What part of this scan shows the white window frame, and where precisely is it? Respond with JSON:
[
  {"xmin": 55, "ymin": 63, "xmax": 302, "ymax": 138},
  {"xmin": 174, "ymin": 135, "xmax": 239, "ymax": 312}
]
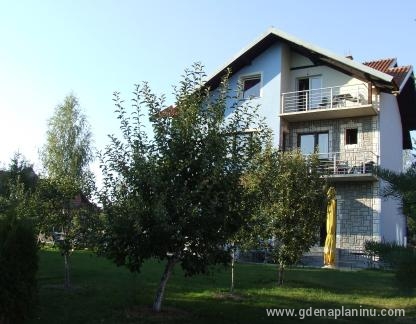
[
  {"xmin": 298, "ymin": 131, "xmax": 330, "ymax": 159},
  {"xmin": 239, "ymin": 72, "xmax": 263, "ymax": 100}
]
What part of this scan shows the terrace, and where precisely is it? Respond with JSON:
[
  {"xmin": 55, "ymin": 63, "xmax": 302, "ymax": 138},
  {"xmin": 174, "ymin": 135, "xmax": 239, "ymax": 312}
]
[
  {"xmin": 281, "ymin": 83, "xmax": 377, "ymax": 122},
  {"xmin": 317, "ymin": 150, "xmax": 379, "ymax": 182}
]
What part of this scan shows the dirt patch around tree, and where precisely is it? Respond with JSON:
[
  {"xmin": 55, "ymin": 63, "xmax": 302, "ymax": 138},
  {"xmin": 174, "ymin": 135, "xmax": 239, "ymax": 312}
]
[{"xmin": 125, "ymin": 305, "xmax": 191, "ymax": 320}]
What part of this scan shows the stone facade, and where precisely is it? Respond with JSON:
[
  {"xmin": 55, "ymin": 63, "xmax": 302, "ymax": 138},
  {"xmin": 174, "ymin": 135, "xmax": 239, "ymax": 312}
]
[
  {"xmin": 285, "ymin": 116, "xmax": 381, "ymax": 253},
  {"xmin": 334, "ymin": 181, "xmax": 380, "ymax": 251},
  {"xmin": 285, "ymin": 116, "xmax": 378, "ymax": 154}
]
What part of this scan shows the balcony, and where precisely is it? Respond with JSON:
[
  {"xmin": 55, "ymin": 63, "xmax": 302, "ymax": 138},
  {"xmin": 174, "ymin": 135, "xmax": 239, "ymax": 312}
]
[
  {"xmin": 318, "ymin": 150, "xmax": 379, "ymax": 182},
  {"xmin": 281, "ymin": 84, "xmax": 376, "ymax": 122}
]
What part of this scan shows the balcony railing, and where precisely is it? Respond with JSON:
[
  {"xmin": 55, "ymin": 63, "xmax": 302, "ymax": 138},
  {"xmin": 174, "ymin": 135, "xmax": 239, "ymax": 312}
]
[
  {"xmin": 316, "ymin": 150, "xmax": 379, "ymax": 179},
  {"xmin": 281, "ymin": 83, "xmax": 370, "ymax": 114}
]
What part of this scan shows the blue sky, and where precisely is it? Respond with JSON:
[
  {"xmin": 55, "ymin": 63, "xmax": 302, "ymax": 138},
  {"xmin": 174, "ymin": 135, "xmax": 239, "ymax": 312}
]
[{"xmin": 1, "ymin": 0, "xmax": 415, "ymax": 175}]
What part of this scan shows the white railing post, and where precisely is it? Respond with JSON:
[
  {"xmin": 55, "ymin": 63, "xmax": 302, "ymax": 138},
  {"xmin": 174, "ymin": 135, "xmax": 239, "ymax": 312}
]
[
  {"xmin": 305, "ymin": 91, "xmax": 309, "ymax": 111},
  {"xmin": 281, "ymin": 83, "xmax": 369, "ymax": 114},
  {"xmin": 333, "ymin": 153, "xmax": 336, "ymax": 174},
  {"xmin": 330, "ymin": 87, "xmax": 333, "ymax": 109}
]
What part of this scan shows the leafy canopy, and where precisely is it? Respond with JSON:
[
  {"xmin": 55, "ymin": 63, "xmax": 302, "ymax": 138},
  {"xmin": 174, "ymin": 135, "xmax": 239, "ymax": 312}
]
[
  {"xmin": 244, "ymin": 148, "xmax": 326, "ymax": 269},
  {"xmin": 40, "ymin": 94, "xmax": 94, "ymax": 196},
  {"xmin": 99, "ymin": 63, "xmax": 270, "ymax": 275}
]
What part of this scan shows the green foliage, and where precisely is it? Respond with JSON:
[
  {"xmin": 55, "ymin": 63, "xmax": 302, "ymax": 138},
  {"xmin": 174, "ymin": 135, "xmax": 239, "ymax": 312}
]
[
  {"xmin": 0, "ymin": 207, "xmax": 38, "ymax": 324},
  {"xmin": 40, "ymin": 93, "xmax": 95, "ymax": 196},
  {"xmin": 35, "ymin": 178, "xmax": 99, "ymax": 251},
  {"xmin": 0, "ymin": 155, "xmax": 39, "ymax": 322},
  {"xmin": 39, "ymin": 94, "xmax": 97, "ymax": 288},
  {"xmin": 0, "ymin": 153, "xmax": 38, "ymax": 198},
  {"xmin": 99, "ymin": 63, "xmax": 269, "ymax": 310},
  {"xmin": 364, "ymin": 240, "xmax": 416, "ymax": 289},
  {"xmin": 243, "ymin": 148, "xmax": 326, "ymax": 282}
]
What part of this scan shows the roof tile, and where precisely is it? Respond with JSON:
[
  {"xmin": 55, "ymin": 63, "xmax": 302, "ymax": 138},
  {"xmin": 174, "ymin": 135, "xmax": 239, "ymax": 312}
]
[
  {"xmin": 363, "ymin": 58, "xmax": 397, "ymax": 72},
  {"xmin": 363, "ymin": 58, "xmax": 412, "ymax": 89}
]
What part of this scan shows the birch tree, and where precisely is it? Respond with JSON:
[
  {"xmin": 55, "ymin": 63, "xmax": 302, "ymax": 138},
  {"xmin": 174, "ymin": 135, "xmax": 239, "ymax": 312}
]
[{"xmin": 39, "ymin": 94, "xmax": 95, "ymax": 289}]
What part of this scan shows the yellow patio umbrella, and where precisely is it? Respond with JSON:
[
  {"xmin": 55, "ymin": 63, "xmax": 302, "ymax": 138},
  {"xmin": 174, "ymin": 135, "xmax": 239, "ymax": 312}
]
[{"xmin": 323, "ymin": 187, "xmax": 337, "ymax": 268}]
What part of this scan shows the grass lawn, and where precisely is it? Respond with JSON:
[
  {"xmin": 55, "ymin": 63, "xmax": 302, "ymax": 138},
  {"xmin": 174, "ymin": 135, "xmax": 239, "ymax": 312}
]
[{"xmin": 29, "ymin": 249, "xmax": 416, "ymax": 324}]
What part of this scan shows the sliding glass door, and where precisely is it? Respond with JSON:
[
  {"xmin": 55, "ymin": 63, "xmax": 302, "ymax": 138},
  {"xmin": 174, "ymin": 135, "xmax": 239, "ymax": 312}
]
[{"xmin": 298, "ymin": 132, "xmax": 329, "ymax": 159}]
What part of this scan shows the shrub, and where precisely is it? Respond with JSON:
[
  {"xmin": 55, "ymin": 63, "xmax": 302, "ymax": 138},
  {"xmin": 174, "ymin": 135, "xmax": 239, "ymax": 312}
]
[
  {"xmin": 0, "ymin": 213, "xmax": 38, "ymax": 324},
  {"xmin": 364, "ymin": 240, "xmax": 416, "ymax": 289}
]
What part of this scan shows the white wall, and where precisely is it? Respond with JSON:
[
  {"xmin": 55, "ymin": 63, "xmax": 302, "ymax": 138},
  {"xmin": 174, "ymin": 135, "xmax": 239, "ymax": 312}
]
[
  {"xmin": 379, "ymin": 92, "xmax": 407, "ymax": 245},
  {"xmin": 224, "ymin": 43, "xmax": 282, "ymax": 147},
  {"xmin": 379, "ymin": 93, "xmax": 403, "ymax": 172},
  {"xmin": 290, "ymin": 65, "xmax": 363, "ymax": 90}
]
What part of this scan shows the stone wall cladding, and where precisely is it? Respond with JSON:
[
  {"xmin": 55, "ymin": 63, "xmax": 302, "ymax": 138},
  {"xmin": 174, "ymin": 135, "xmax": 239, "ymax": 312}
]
[
  {"xmin": 285, "ymin": 116, "xmax": 381, "ymax": 253},
  {"xmin": 286, "ymin": 116, "xmax": 378, "ymax": 154},
  {"xmin": 335, "ymin": 182, "xmax": 379, "ymax": 251}
]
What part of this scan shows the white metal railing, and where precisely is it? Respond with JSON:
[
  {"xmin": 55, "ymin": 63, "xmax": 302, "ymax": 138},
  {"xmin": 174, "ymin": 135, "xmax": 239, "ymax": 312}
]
[
  {"xmin": 281, "ymin": 83, "xmax": 370, "ymax": 114},
  {"xmin": 316, "ymin": 150, "xmax": 379, "ymax": 176}
]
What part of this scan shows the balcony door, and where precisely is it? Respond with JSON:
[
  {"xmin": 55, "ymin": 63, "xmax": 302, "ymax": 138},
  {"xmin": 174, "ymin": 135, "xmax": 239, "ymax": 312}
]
[
  {"xmin": 298, "ymin": 132, "xmax": 329, "ymax": 159},
  {"xmin": 297, "ymin": 76, "xmax": 322, "ymax": 110}
]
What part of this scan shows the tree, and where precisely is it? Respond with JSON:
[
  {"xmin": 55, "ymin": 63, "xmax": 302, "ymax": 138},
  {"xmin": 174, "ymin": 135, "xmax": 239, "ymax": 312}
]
[
  {"xmin": 99, "ymin": 63, "xmax": 269, "ymax": 312},
  {"xmin": 244, "ymin": 148, "xmax": 325, "ymax": 285},
  {"xmin": 39, "ymin": 94, "xmax": 95, "ymax": 289},
  {"xmin": 40, "ymin": 94, "xmax": 94, "ymax": 195},
  {"xmin": 0, "ymin": 153, "xmax": 38, "ymax": 200},
  {"xmin": 0, "ymin": 154, "xmax": 39, "ymax": 222},
  {"xmin": 0, "ymin": 155, "xmax": 39, "ymax": 324}
]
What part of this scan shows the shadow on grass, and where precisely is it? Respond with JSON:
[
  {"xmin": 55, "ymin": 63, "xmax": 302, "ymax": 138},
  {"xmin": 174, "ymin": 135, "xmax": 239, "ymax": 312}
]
[{"xmin": 29, "ymin": 250, "xmax": 416, "ymax": 324}]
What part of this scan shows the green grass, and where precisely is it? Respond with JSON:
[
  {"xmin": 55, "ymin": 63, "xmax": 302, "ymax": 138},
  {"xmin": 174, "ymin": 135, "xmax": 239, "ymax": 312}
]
[{"xmin": 29, "ymin": 249, "xmax": 416, "ymax": 324}]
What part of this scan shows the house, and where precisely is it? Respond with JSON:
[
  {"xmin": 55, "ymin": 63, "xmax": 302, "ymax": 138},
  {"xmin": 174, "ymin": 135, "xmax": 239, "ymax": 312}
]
[{"xmin": 202, "ymin": 28, "xmax": 416, "ymax": 264}]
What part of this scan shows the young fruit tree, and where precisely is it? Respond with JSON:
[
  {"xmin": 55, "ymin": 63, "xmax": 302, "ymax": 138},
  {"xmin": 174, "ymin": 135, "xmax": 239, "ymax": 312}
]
[
  {"xmin": 99, "ymin": 63, "xmax": 269, "ymax": 312},
  {"xmin": 244, "ymin": 148, "xmax": 326, "ymax": 285},
  {"xmin": 39, "ymin": 94, "xmax": 96, "ymax": 289}
]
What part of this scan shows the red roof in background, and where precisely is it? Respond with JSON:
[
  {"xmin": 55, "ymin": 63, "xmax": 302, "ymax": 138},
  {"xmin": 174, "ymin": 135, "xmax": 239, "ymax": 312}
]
[
  {"xmin": 363, "ymin": 58, "xmax": 397, "ymax": 72},
  {"xmin": 158, "ymin": 105, "xmax": 178, "ymax": 117},
  {"xmin": 386, "ymin": 66, "xmax": 412, "ymax": 89},
  {"xmin": 363, "ymin": 58, "xmax": 412, "ymax": 89}
]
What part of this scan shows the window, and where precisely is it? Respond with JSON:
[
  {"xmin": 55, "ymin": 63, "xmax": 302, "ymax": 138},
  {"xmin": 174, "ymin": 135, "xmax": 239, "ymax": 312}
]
[
  {"xmin": 345, "ymin": 128, "xmax": 358, "ymax": 145},
  {"xmin": 341, "ymin": 123, "xmax": 361, "ymax": 149},
  {"xmin": 298, "ymin": 132, "xmax": 329, "ymax": 158},
  {"xmin": 297, "ymin": 76, "xmax": 322, "ymax": 110},
  {"xmin": 241, "ymin": 75, "xmax": 261, "ymax": 99}
]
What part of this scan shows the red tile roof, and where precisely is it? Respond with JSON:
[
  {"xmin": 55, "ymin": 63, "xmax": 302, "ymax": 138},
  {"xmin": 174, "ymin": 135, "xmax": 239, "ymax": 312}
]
[
  {"xmin": 386, "ymin": 66, "xmax": 412, "ymax": 89},
  {"xmin": 363, "ymin": 58, "xmax": 412, "ymax": 90},
  {"xmin": 158, "ymin": 105, "xmax": 178, "ymax": 117},
  {"xmin": 363, "ymin": 58, "xmax": 397, "ymax": 72}
]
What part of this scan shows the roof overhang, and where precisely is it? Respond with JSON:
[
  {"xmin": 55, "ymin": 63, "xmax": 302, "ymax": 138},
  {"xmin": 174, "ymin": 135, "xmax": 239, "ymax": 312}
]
[
  {"xmin": 396, "ymin": 74, "xmax": 416, "ymax": 149},
  {"xmin": 205, "ymin": 28, "xmax": 396, "ymax": 92}
]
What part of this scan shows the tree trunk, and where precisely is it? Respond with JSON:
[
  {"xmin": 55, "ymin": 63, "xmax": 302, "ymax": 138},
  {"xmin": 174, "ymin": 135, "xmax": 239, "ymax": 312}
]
[
  {"xmin": 278, "ymin": 262, "xmax": 284, "ymax": 286},
  {"xmin": 63, "ymin": 251, "xmax": 71, "ymax": 290},
  {"xmin": 230, "ymin": 248, "xmax": 235, "ymax": 293},
  {"xmin": 152, "ymin": 257, "xmax": 177, "ymax": 312}
]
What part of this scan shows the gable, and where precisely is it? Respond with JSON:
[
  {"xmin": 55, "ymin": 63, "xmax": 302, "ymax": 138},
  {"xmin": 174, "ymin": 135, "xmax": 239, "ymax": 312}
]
[{"xmin": 205, "ymin": 28, "xmax": 395, "ymax": 92}]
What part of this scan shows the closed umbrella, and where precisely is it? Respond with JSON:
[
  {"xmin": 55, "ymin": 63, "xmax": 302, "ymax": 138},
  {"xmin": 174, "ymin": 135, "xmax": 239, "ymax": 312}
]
[{"xmin": 323, "ymin": 187, "xmax": 336, "ymax": 268}]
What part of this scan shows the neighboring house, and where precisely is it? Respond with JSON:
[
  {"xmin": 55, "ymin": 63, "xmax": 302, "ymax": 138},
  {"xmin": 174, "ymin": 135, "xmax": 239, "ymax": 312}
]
[{"xmin": 201, "ymin": 28, "xmax": 416, "ymax": 262}]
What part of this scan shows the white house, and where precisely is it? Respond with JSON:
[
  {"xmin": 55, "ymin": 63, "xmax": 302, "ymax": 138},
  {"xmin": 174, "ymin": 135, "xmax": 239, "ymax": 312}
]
[{"xmin": 203, "ymin": 28, "xmax": 416, "ymax": 262}]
